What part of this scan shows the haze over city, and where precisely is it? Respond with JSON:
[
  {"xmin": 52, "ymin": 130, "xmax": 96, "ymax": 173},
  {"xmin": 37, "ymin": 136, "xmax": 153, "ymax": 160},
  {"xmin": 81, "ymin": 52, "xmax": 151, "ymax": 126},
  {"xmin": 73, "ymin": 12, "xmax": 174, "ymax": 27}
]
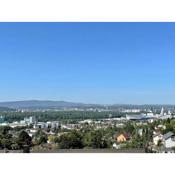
[{"xmin": 1, "ymin": 23, "xmax": 175, "ymax": 104}]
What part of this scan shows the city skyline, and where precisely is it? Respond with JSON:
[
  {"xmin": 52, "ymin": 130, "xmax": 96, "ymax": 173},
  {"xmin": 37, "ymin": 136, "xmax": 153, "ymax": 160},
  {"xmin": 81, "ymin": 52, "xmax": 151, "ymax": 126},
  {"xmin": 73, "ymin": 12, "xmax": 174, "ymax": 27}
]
[{"xmin": 1, "ymin": 23, "xmax": 175, "ymax": 104}]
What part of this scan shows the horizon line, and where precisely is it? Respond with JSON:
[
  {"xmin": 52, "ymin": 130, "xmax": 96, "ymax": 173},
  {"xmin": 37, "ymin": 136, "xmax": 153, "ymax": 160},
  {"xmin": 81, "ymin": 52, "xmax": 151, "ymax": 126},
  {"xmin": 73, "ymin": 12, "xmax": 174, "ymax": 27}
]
[{"xmin": 0, "ymin": 99, "xmax": 175, "ymax": 106}]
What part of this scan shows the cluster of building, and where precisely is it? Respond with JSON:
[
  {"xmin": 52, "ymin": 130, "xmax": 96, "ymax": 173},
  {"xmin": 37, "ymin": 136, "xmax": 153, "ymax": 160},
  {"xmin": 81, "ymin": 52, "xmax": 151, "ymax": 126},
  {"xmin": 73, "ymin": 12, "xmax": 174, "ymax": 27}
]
[
  {"xmin": 126, "ymin": 107, "xmax": 173, "ymax": 121},
  {"xmin": 0, "ymin": 116, "xmax": 61, "ymax": 130},
  {"xmin": 152, "ymin": 132, "xmax": 175, "ymax": 153},
  {"xmin": 112, "ymin": 130, "xmax": 175, "ymax": 153},
  {"xmin": 20, "ymin": 116, "xmax": 37, "ymax": 124},
  {"xmin": 1, "ymin": 106, "xmax": 175, "ymax": 153},
  {"xmin": 121, "ymin": 109, "xmax": 141, "ymax": 113},
  {"xmin": 33, "ymin": 121, "xmax": 60, "ymax": 130}
]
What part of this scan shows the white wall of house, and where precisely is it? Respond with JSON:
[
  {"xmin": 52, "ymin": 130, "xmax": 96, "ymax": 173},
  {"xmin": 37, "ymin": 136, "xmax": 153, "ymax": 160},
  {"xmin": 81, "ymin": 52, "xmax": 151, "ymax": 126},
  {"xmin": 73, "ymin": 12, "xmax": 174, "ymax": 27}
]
[
  {"xmin": 153, "ymin": 135, "xmax": 163, "ymax": 145},
  {"xmin": 112, "ymin": 143, "xmax": 120, "ymax": 149},
  {"xmin": 164, "ymin": 138, "xmax": 175, "ymax": 148}
]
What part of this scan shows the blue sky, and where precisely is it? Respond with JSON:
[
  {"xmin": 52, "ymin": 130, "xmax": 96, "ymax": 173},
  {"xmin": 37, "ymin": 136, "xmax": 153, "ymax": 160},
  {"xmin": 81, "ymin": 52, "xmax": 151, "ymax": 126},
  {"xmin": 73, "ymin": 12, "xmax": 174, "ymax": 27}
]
[{"xmin": 0, "ymin": 22, "xmax": 175, "ymax": 104}]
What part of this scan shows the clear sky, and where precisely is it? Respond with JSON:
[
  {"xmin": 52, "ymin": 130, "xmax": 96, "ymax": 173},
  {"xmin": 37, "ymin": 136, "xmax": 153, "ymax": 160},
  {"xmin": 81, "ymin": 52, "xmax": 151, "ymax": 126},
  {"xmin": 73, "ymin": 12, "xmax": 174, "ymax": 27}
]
[{"xmin": 0, "ymin": 22, "xmax": 175, "ymax": 104}]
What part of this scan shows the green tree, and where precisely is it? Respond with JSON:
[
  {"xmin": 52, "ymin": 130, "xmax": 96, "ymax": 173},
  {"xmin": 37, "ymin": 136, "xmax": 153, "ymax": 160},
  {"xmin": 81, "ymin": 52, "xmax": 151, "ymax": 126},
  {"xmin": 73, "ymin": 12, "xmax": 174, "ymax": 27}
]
[
  {"xmin": 83, "ymin": 130, "xmax": 109, "ymax": 149},
  {"xmin": 0, "ymin": 126, "xmax": 11, "ymax": 135},
  {"xmin": 1, "ymin": 137, "xmax": 13, "ymax": 149},
  {"xmin": 16, "ymin": 130, "xmax": 32, "ymax": 149},
  {"xmin": 57, "ymin": 130, "xmax": 83, "ymax": 149},
  {"xmin": 157, "ymin": 140, "xmax": 163, "ymax": 147},
  {"xmin": 34, "ymin": 130, "xmax": 48, "ymax": 145}
]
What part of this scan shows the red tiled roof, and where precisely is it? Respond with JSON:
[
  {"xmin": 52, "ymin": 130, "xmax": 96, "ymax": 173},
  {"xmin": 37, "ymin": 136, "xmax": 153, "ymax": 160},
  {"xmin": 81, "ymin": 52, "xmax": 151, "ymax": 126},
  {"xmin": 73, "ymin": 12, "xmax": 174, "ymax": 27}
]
[{"xmin": 123, "ymin": 133, "xmax": 130, "ymax": 139}]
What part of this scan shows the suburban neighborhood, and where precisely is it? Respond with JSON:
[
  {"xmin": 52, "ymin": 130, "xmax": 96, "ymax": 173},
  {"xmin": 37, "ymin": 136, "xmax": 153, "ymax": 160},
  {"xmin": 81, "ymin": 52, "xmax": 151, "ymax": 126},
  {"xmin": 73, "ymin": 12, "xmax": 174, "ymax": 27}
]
[{"xmin": 0, "ymin": 104, "xmax": 175, "ymax": 153}]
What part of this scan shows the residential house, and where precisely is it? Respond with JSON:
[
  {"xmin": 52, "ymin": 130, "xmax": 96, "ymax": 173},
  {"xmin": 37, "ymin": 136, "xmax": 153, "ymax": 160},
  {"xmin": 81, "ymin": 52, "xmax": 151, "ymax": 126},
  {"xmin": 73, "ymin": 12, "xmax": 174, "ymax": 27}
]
[
  {"xmin": 116, "ymin": 133, "xmax": 130, "ymax": 143},
  {"xmin": 34, "ymin": 122, "xmax": 47, "ymax": 129},
  {"xmin": 153, "ymin": 133, "xmax": 163, "ymax": 146},
  {"xmin": 112, "ymin": 143, "xmax": 121, "ymax": 149},
  {"xmin": 157, "ymin": 125, "xmax": 166, "ymax": 130},
  {"xmin": 163, "ymin": 132, "xmax": 175, "ymax": 148},
  {"xmin": 138, "ymin": 128, "xmax": 143, "ymax": 137},
  {"xmin": 26, "ymin": 129, "xmax": 37, "ymax": 138}
]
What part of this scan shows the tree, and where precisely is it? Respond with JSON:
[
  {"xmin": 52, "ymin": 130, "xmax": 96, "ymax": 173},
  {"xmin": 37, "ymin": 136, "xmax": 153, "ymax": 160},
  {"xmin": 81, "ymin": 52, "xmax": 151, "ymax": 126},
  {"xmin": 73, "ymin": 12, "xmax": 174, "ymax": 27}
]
[
  {"xmin": 16, "ymin": 131, "xmax": 32, "ymax": 149},
  {"xmin": 57, "ymin": 134, "xmax": 71, "ymax": 149},
  {"xmin": 157, "ymin": 140, "xmax": 163, "ymax": 147},
  {"xmin": 83, "ymin": 130, "xmax": 109, "ymax": 149},
  {"xmin": 11, "ymin": 143, "xmax": 20, "ymax": 150},
  {"xmin": 0, "ymin": 126, "xmax": 11, "ymax": 135},
  {"xmin": 1, "ymin": 137, "xmax": 13, "ymax": 149},
  {"xmin": 23, "ymin": 145, "xmax": 30, "ymax": 153},
  {"xmin": 124, "ymin": 122, "xmax": 135, "ymax": 134},
  {"xmin": 0, "ymin": 126, "xmax": 13, "ymax": 150},
  {"xmin": 48, "ymin": 135, "xmax": 57, "ymax": 144},
  {"xmin": 172, "ymin": 146, "xmax": 175, "ymax": 153},
  {"xmin": 57, "ymin": 130, "xmax": 83, "ymax": 149},
  {"xmin": 34, "ymin": 130, "xmax": 48, "ymax": 145},
  {"xmin": 90, "ymin": 130, "xmax": 103, "ymax": 148}
]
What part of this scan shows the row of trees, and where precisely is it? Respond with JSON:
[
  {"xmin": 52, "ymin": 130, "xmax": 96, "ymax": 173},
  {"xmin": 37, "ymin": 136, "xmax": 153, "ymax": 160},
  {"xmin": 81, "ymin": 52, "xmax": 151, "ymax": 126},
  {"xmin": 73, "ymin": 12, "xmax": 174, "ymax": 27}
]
[
  {"xmin": 47, "ymin": 129, "xmax": 112, "ymax": 149},
  {"xmin": 0, "ymin": 126, "xmax": 114, "ymax": 151},
  {"xmin": 0, "ymin": 126, "xmax": 32, "ymax": 152},
  {"xmin": 0, "ymin": 111, "xmax": 123, "ymax": 123}
]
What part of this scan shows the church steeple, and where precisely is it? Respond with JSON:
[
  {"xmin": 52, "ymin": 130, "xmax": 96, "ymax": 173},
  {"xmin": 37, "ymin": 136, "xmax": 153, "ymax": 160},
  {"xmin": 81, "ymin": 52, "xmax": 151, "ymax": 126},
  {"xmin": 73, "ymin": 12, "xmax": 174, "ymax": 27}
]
[{"xmin": 160, "ymin": 107, "xmax": 164, "ymax": 116}]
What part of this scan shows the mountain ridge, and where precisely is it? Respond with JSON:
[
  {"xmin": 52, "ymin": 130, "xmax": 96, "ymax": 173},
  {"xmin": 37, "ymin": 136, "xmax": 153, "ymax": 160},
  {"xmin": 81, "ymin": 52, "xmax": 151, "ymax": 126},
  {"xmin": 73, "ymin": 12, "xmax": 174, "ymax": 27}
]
[{"xmin": 0, "ymin": 100, "xmax": 101, "ymax": 109}]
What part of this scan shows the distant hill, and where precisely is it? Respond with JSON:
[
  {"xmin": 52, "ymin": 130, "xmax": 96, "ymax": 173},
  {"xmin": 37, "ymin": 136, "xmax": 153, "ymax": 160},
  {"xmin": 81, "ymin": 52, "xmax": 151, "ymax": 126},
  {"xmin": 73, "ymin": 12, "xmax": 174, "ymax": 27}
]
[{"xmin": 0, "ymin": 100, "xmax": 101, "ymax": 109}]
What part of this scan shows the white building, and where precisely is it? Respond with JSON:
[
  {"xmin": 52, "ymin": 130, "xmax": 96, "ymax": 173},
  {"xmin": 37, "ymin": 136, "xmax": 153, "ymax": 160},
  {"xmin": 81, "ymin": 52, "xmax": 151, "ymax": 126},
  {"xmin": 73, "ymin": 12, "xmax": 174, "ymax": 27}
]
[
  {"xmin": 29, "ymin": 116, "xmax": 37, "ymax": 124},
  {"xmin": 168, "ymin": 110, "xmax": 171, "ymax": 115},
  {"xmin": 157, "ymin": 125, "xmax": 166, "ymax": 130},
  {"xmin": 160, "ymin": 115, "xmax": 172, "ymax": 120},
  {"xmin": 146, "ymin": 112, "xmax": 154, "ymax": 116},
  {"xmin": 34, "ymin": 122, "xmax": 47, "ymax": 129},
  {"xmin": 9, "ymin": 122, "xmax": 27, "ymax": 128},
  {"xmin": 163, "ymin": 132, "xmax": 175, "ymax": 148},
  {"xmin": 153, "ymin": 133, "xmax": 163, "ymax": 146},
  {"xmin": 24, "ymin": 116, "xmax": 37, "ymax": 124},
  {"xmin": 79, "ymin": 119, "xmax": 93, "ymax": 124},
  {"xmin": 138, "ymin": 129, "xmax": 143, "ymax": 137},
  {"xmin": 122, "ymin": 109, "xmax": 141, "ymax": 113},
  {"xmin": 26, "ymin": 129, "xmax": 37, "ymax": 137},
  {"xmin": 160, "ymin": 107, "xmax": 164, "ymax": 116},
  {"xmin": 112, "ymin": 143, "xmax": 120, "ymax": 149},
  {"xmin": 51, "ymin": 121, "xmax": 60, "ymax": 129}
]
